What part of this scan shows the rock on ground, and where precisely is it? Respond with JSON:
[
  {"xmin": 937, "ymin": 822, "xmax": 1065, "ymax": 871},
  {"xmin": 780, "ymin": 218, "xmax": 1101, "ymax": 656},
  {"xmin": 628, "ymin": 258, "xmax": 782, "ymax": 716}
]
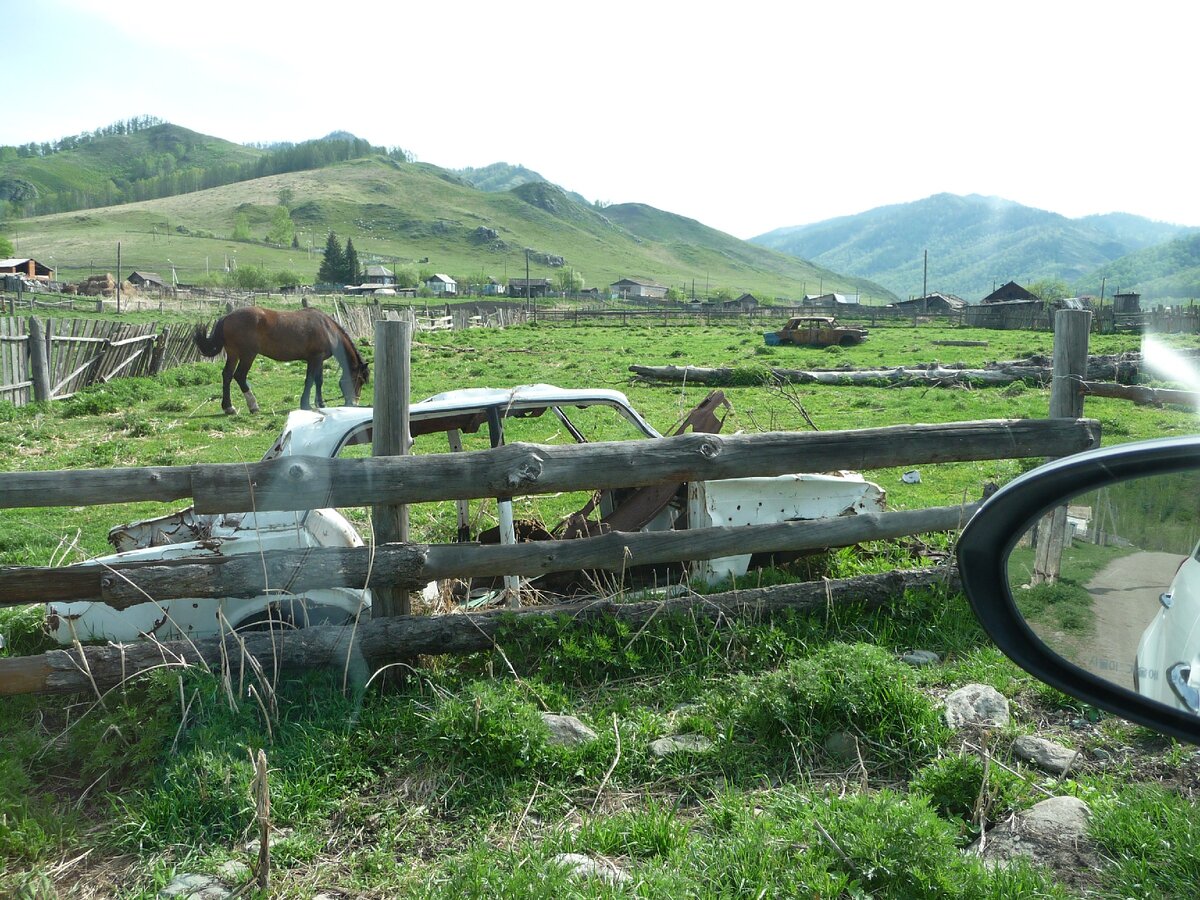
[
  {"xmin": 552, "ymin": 853, "xmax": 630, "ymax": 884},
  {"xmin": 1013, "ymin": 734, "xmax": 1080, "ymax": 775},
  {"xmin": 158, "ymin": 874, "xmax": 232, "ymax": 900},
  {"xmin": 902, "ymin": 650, "xmax": 941, "ymax": 667},
  {"xmin": 650, "ymin": 734, "xmax": 713, "ymax": 756},
  {"xmin": 944, "ymin": 684, "xmax": 1010, "ymax": 729},
  {"xmin": 969, "ymin": 796, "xmax": 1102, "ymax": 884},
  {"xmin": 541, "ymin": 713, "xmax": 598, "ymax": 747}
]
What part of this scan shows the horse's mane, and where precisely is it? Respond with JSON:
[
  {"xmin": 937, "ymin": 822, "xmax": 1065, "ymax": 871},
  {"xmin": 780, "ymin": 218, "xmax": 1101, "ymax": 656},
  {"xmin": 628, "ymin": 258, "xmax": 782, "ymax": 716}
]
[{"xmin": 327, "ymin": 313, "xmax": 364, "ymax": 368}]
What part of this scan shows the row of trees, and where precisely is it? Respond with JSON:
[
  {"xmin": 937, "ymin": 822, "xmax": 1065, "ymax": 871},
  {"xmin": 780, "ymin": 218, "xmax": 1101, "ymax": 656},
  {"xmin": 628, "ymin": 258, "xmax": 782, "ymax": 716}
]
[
  {"xmin": 0, "ymin": 116, "xmax": 165, "ymax": 160},
  {"xmin": 317, "ymin": 233, "xmax": 362, "ymax": 286}
]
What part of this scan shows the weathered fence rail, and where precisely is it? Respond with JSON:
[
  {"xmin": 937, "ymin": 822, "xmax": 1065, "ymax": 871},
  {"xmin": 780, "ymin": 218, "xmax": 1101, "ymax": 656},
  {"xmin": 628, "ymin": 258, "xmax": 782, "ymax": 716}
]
[
  {"xmin": 0, "ymin": 503, "xmax": 982, "ymax": 611},
  {"xmin": 0, "ymin": 568, "xmax": 957, "ymax": 697},
  {"xmin": 0, "ymin": 418, "xmax": 1100, "ymax": 513}
]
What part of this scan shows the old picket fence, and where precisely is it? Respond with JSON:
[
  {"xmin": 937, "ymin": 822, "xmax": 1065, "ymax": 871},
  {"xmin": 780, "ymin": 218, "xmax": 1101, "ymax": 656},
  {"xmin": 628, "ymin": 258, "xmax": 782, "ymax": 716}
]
[{"xmin": 0, "ymin": 316, "xmax": 203, "ymax": 407}]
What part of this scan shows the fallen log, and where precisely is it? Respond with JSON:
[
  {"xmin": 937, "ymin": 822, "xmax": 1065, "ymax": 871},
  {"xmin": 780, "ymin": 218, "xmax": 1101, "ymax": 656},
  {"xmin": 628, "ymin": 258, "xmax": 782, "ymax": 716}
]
[
  {"xmin": 630, "ymin": 363, "xmax": 1050, "ymax": 387},
  {"xmin": 932, "ymin": 340, "xmax": 989, "ymax": 347},
  {"xmin": 2, "ymin": 502, "xmax": 980, "ymax": 609},
  {"xmin": 0, "ymin": 567, "xmax": 960, "ymax": 696},
  {"xmin": 630, "ymin": 351, "xmax": 1153, "ymax": 387},
  {"xmin": 1079, "ymin": 381, "xmax": 1200, "ymax": 408}
]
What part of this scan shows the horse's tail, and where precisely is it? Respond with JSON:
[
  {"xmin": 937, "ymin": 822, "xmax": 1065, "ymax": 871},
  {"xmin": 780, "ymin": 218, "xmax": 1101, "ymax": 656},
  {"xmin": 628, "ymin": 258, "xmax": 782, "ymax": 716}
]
[{"xmin": 193, "ymin": 318, "xmax": 225, "ymax": 357}]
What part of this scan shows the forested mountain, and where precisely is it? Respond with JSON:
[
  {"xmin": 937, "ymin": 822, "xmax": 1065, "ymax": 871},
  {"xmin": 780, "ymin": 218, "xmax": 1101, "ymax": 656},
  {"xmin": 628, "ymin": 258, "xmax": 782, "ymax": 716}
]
[
  {"xmin": 0, "ymin": 122, "xmax": 406, "ymax": 218},
  {"xmin": 6, "ymin": 148, "xmax": 890, "ymax": 303},
  {"xmin": 752, "ymin": 194, "xmax": 1194, "ymax": 302},
  {"xmin": 1076, "ymin": 231, "xmax": 1200, "ymax": 302}
]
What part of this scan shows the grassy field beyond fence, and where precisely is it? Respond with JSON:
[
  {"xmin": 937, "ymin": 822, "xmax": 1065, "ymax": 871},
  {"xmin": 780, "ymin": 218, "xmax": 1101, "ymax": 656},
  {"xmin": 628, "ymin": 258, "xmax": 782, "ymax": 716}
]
[{"xmin": 1, "ymin": 318, "xmax": 1199, "ymax": 897}]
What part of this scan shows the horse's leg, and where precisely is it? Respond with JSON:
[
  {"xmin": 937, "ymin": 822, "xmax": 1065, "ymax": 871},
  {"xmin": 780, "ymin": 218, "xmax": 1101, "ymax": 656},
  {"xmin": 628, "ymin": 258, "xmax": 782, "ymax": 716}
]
[
  {"xmin": 221, "ymin": 357, "xmax": 238, "ymax": 415},
  {"xmin": 233, "ymin": 356, "xmax": 260, "ymax": 414},
  {"xmin": 301, "ymin": 359, "xmax": 319, "ymax": 410},
  {"xmin": 337, "ymin": 354, "xmax": 356, "ymax": 406},
  {"xmin": 314, "ymin": 359, "xmax": 327, "ymax": 408}
]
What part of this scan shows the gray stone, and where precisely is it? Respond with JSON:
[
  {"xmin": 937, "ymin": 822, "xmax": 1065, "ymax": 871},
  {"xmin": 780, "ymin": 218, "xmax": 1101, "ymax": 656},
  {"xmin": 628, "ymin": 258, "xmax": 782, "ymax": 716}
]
[
  {"xmin": 944, "ymin": 684, "xmax": 1010, "ymax": 729},
  {"xmin": 650, "ymin": 733, "xmax": 713, "ymax": 757},
  {"xmin": 214, "ymin": 860, "xmax": 249, "ymax": 883},
  {"xmin": 1091, "ymin": 748, "xmax": 1111, "ymax": 761},
  {"xmin": 158, "ymin": 874, "xmax": 232, "ymax": 900},
  {"xmin": 901, "ymin": 650, "xmax": 941, "ymax": 667},
  {"xmin": 541, "ymin": 713, "xmax": 598, "ymax": 747},
  {"xmin": 968, "ymin": 796, "xmax": 1100, "ymax": 877},
  {"xmin": 552, "ymin": 853, "xmax": 630, "ymax": 884},
  {"xmin": 1013, "ymin": 735, "xmax": 1080, "ymax": 775}
]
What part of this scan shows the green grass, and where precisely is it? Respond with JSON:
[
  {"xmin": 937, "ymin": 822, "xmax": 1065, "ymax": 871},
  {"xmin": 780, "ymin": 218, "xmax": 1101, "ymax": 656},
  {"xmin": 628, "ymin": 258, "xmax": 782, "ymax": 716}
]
[{"xmin": 2, "ymin": 317, "xmax": 1199, "ymax": 896}]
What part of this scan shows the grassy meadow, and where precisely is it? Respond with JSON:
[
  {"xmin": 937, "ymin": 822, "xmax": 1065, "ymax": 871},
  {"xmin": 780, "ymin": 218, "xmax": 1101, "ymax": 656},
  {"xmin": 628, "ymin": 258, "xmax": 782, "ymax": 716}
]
[{"xmin": 2, "ymin": 310, "xmax": 1200, "ymax": 897}]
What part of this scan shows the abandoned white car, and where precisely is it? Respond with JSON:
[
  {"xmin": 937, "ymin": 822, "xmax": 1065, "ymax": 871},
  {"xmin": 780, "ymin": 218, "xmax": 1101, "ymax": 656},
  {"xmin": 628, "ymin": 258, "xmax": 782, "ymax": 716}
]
[{"xmin": 49, "ymin": 384, "xmax": 885, "ymax": 644}]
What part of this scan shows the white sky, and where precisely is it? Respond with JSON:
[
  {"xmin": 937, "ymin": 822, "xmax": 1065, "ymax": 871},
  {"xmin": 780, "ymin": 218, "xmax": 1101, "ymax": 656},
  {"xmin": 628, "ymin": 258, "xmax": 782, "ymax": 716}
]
[{"xmin": 6, "ymin": 0, "xmax": 1198, "ymax": 239}]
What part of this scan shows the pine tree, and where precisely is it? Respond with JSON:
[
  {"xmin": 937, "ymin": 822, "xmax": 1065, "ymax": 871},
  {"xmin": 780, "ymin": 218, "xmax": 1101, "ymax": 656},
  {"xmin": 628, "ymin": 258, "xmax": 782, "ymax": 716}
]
[
  {"xmin": 343, "ymin": 237, "xmax": 361, "ymax": 285},
  {"xmin": 317, "ymin": 232, "xmax": 344, "ymax": 284}
]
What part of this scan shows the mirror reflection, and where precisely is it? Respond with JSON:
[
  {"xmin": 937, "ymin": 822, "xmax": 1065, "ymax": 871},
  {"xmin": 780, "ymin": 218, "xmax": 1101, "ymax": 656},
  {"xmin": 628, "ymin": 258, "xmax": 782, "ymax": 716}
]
[{"xmin": 1006, "ymin": 471, "xmax": 1200, "ymax": 715}]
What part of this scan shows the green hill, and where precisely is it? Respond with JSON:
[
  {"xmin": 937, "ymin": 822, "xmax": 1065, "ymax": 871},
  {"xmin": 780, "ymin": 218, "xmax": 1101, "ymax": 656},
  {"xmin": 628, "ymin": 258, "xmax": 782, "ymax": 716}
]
[
  {"xmin": 8, "ymin": 154, "xmax": 895, "ymax": 303},
  {"xmin": 0, "ymin": 122, "xmax": 265, "ymax": 210},
  {"xmin": 1076, "ymin": 231, "xmax": 1200, "ymax": 302},
  {"xmin": 752, "ymin": 193, "xmax": 1193, "ymax": 301},
  {"xmin": 453, "ymin": 162, "xmax": 591, "ymax": 207}
]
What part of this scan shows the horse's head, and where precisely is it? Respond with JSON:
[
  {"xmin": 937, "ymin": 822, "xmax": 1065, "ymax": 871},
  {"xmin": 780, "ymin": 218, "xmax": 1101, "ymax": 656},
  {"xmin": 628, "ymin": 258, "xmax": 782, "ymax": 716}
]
[{"xmin": 352, "ymin": 361, "xmax": 370, "ymax": 403}]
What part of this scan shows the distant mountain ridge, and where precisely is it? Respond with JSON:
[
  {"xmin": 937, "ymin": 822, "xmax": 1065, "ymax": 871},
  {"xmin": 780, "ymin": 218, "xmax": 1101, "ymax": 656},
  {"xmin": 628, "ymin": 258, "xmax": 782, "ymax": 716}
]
[
  {"xmin": 2, "ymin": 125, "xmax": 893, "ymax": 302},
  {"xmin": 751, "ymin": 194, "xmax": 1194, "ymax": 301},
  {"xmin": 454, "ymin": 162, "xmax": 591, "ymax": 206}
]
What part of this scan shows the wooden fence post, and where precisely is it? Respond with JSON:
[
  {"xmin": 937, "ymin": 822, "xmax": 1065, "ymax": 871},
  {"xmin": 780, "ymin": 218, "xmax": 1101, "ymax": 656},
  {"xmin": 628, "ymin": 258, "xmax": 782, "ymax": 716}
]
[
  {"xmin": 149, "ymin": 328, "xmax": 168, "ymax": 375},
  {"xmin": 1033, "ymin": 308, "xmax": 1092, "ymax": 584},
  {"xmin": 27, "ymin": 317, "xmax": 51, "ymax": 403},
  {"xmin": 371, "ymin": 319, "xmax": 412, "ymax": 617}
]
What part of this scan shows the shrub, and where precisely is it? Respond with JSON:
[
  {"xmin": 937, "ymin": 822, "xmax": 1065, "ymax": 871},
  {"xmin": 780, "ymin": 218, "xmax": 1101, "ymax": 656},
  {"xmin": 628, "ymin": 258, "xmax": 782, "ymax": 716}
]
[
  {"xmin": 712, "ymin": 642, "xmax": 947, "ymax": 771},
  {"xmin": 909, "ymin": 753, "xmax": 1028, "ymax": 836}
]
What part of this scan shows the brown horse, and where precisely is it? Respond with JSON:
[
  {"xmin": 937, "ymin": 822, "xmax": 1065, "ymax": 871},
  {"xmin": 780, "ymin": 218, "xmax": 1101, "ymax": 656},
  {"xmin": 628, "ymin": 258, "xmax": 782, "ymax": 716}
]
[{"xmin": 193, "ymin": 307, "xmax": 370, "ymax": 415}]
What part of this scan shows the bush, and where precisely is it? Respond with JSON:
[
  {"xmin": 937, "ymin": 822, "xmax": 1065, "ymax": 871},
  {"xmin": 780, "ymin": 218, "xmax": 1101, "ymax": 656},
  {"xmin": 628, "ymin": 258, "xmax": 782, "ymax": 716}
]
[
  {"xmin": 909, "ymin": 753, "xmax": 1028, "ymax": 837},
  {"xmin": 712, "ymin": 642, "xmax": 947, "ymax": 771}
]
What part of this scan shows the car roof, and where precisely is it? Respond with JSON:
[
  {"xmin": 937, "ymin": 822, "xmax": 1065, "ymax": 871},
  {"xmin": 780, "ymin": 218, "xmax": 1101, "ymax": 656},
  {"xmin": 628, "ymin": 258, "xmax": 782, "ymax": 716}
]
[{"xmin": 265, "ymin": 384, "xmax": 662, "ymax": 459}]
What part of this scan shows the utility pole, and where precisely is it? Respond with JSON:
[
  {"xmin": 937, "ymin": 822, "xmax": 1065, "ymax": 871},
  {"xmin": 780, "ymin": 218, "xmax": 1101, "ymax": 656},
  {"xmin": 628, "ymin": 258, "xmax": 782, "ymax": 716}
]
[
  {"xmin": 923, "ymin": 249, "xmax": 928, "ymax": 299},
  {"xmin": 525, "ymin": 248, "xmax": 531, "ymax": 314},
  {"xmin": 116, "ymin": 241, "xmax": 122, "ymax": 313}
]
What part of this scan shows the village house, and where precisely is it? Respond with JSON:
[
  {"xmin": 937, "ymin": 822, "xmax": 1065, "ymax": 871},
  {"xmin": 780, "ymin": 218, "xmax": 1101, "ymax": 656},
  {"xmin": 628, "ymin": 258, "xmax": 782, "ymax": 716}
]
[
  {"xmin": 724, "ymin": 293, "xmax": 759, "ymax": 312},
  {"xmin": 0, "ymin": 258, "xmax": 52, "ymax": 281},
  {"xmin": 364, "ymin": 265, "xmax": 395, "ymax": 286},
  {"xmin": 479, "ymin": 277, "xmax": 507, "ymax": 297},
  {"xmin": 508, "ymin": 278, "xmax": 551, "ymax": 299},
  {"xmin": 610, "ymin": 277, "xmax": 668, "ymax": 300},
  {"xmin": 126, "ymin": 271, "xmax": 168, "ymax": 290},
  {"xmin": 889, "ymin": 292, "xmax": 967, "ymax": 315},
  {"xmin": 424, "ymin": 273, "xmax": 457, "ymax": 295},
  {"xmin": 981, "ymin": 281, "xmax": 1039, "ymax": 303}
]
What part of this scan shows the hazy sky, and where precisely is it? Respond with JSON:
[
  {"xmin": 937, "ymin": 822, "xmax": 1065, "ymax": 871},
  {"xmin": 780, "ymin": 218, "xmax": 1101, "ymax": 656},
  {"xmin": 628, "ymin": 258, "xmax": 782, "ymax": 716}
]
[{"xmin": 6, "ymin": 0, "xmax": 1196, "ymax": 239}]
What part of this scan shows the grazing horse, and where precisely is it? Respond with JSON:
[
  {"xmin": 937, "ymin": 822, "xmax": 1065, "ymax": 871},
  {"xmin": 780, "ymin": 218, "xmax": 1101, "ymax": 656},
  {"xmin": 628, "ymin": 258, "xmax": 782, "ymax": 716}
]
[{"xmin": 193, "ymin": 306, "xmax": 370, "ymax": 415}]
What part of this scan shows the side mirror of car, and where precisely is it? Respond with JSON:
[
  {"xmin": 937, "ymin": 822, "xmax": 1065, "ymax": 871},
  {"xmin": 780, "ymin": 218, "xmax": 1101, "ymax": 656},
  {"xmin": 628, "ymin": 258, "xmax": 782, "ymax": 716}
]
[{"xmin": 958, "ymin": 436, "xmax": 1200, "ymax": 745}]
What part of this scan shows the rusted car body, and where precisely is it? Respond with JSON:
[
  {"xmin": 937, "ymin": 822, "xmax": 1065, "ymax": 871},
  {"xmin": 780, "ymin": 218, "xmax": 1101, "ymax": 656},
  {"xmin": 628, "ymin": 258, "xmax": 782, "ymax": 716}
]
[
  {"xmin": 768, "ymin": 316, "xmax": 868, "ymax": 347},
  {"xmin": 49, "ymin": 384, "xmax": 885, "ymax": 643}
]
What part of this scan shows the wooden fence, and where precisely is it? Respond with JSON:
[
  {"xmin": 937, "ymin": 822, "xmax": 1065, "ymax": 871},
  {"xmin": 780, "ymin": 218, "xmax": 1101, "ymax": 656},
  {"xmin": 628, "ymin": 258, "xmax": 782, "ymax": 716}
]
[
  {"xmin": 0, "ymin": 309, "xmax": 1108, "ymax": 695},
  {"xmin": 0, "ymin": 316, "xmax": 204, "ymax": 406}
]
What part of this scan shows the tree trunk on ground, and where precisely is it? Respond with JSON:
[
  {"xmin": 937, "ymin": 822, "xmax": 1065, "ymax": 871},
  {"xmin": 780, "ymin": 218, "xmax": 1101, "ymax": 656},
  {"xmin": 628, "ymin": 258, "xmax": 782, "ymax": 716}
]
[{"xmin": 0, "ymin": 567, "xmax": 958, "ymax": 696}]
